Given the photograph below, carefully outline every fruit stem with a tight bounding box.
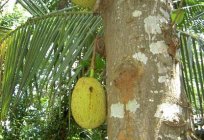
[90,68,94,77]
[90,38,96,77]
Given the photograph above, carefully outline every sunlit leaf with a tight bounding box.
[171,9,185,24]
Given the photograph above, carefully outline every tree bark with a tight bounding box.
[103,0,193,139]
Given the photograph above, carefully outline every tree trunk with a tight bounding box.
[103,0,193,139]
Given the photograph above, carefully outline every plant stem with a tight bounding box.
[90,39,96,77]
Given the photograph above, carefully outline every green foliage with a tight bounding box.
[0,1,106,136]
[0,13,19,27]
[171,9,185,24]
[0,26,11,40]
[174,2,204,138]
[175,0,204,33]
[17,0,50,16]
[0,4,29,28]
[173,0,204,119]
[0,0,203,139]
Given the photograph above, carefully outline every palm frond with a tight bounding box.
[176,0,204,115]
[180,32,204,114]
[0,11,102,119]
[179,1,204,32]
[17,0,50,16]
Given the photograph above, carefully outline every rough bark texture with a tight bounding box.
[103,0,192,140]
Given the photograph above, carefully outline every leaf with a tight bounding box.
[0,26,12,41]
[80,60,90,68]
[95,54,105,70]
[17,0,50,16]
[171,9,185,24]
[180,31,204,115]
[185,0,197,5]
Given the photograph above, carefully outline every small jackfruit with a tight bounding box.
[71,77,106,129]
[72,0,96,9]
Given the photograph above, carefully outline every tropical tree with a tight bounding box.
[0,0,203,139]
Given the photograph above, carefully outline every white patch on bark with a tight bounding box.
[151,90,159,94]
[159,90,164,93]
[126,99,140,113]
[170,64,181,98]
[144,16,161,39]
[160,0,166,3]
[157,62,168,74]
[154,103,182,122]
[149,41,168,55]
[154,90,159,94]
[110,103,124,118]
[110,82,112,86]
[142,4,146,7]
[164,134,179,139]
[160,7,170,20]
[132,52,148,64]
[158,75,169,83]
[149,99,154,102]
[132,10,142,17]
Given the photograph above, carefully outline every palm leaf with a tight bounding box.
[176,0,204,115]
[0,11,102,119]
[180,31,204,115]
[179,1,204,32]
[17,0,50,16]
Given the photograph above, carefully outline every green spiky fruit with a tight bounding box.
[72,0,96,9]
[71,77,106,129]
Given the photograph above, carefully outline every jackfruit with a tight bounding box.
[72,0,96,9]
[71,77,106,129]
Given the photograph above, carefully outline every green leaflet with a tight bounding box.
[171,9,185,24]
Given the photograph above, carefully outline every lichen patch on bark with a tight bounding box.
[126,99,140,113]
[144,15,162,40]
[132,52,148,64]
[158,75,169,83]
[154,103,183,122]
[159,7,170,20]
[149,41,168,55]
[132,10,142,17]
[110,102,124,118]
